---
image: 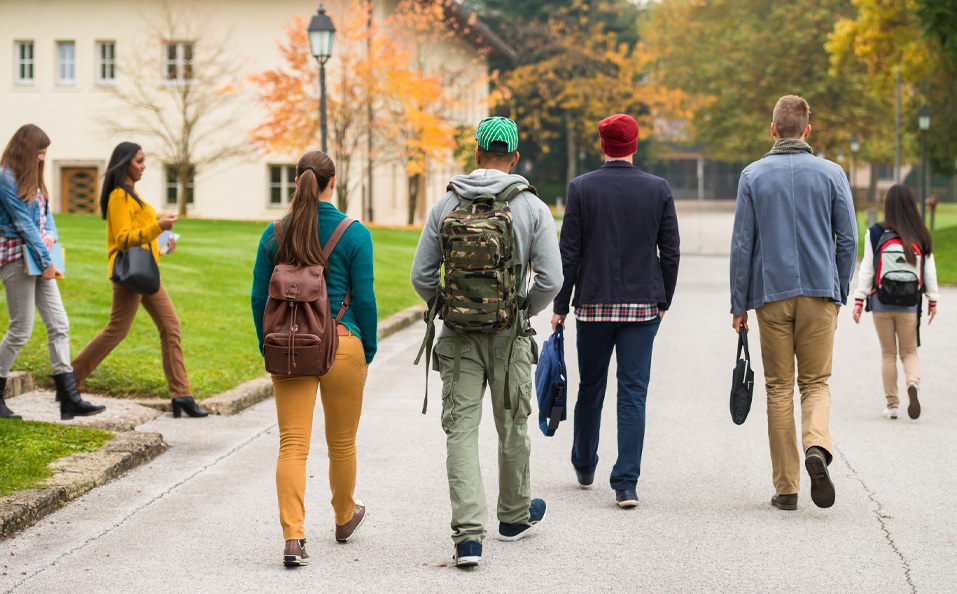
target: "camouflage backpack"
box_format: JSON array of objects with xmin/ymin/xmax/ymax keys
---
[{"xmin": 415, "ymin": 181, "xmax": 537, "ymax": 413}]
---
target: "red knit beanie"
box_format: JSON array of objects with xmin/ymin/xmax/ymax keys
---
[{"xmin": 598, "ymin": 114, "xmax": 639, "ymax": 158}]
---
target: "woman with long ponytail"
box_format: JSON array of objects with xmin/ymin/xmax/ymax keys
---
[
  {"xmin": 852, "ymin": 184, "xmax": 939, "ymax": 420},
  {"xmin": 251, "ymin": 150, "xmax": 377, "ymax": 567},
  {"xmin": 0, "ymin": 124, "xmax": 104, "ymax": 420},
  {"xmin": 71, "ymin": 142, "xmax": 207, "ymax": 418}
]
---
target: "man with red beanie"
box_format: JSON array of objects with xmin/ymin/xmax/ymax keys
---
[{"xmin": 551, "ymin": 113, "xmax": 680, "ymax": 507}]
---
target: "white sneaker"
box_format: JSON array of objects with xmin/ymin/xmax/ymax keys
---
[{"xmin": 882, "ymin": 407, "xmax": 899, "ymax": 419}]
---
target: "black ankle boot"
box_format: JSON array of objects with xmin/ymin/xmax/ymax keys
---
[
  {"xmin": 171, "ymin": 396, "xmax": 208, "ymax": 418},
  {"xmin": 0, "ymin": 377, "xmax": 22, "ymax": 420},
  {"xmin": 53, "ymin": 373, "xmax": 106, "ymax": 420}
]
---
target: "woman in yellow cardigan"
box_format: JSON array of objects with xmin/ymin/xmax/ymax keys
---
[{"xmin": 72, "ymin": 142, "xmax": 207, "ymax": 417}]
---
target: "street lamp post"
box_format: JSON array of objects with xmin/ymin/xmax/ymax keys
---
[
  {"xmin": 850, "ymin": 133, "xmax": 860, "ymax": 207},
  {"xmin": 308, "ymin": 6, "xmax": 336, "ymax": 153},
  {"xmin": 918, "ymin": 104, "xmax": 931, "ymax": 221}
]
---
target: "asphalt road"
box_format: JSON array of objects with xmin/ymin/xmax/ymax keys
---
[{"xmin": 2, "ymin": 214, "xmax": 955, "ymax": 593}]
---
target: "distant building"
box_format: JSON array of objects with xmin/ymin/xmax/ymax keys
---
[{"xmin": 0, "ymin": 0, "xmax": 513, "ymax": 223}]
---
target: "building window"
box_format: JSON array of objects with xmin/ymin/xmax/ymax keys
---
[
  {"xmin": 97, "ymin": 41, "xmax": 116, "ymax": 84},
  {"xmin": 165, "ymin": 165, "xmax": 195, "ymax": 206},
  {"xmin": 268, "ymin": 165, "xmax": 298, "ymax": 206},
  {"xmin": 56, "ymin": 41, "xmax": 76, "ymax": 85},
  {"xmin": 15, "ymin": 41, "xmax": 34, "ymax": 84},
  {"xmin": 164, "ymin": 41, "xmax": 193, "ymax": 82},
  {"xmin": 875, "ymin": 164, "xmax": 895, "ymax": 181}
]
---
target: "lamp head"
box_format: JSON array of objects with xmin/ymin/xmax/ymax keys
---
[
  {"xmin": 918, "ymin": 104, "xmax": 931, "ymax": 131},
  {"xmin": 308, "ymin": 5, "xmax": 336, "ymax": 62}
]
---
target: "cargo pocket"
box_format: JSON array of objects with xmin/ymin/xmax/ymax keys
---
[
  {"xmin": 512, "ymin": 380, "xmax": 532, "ymax": 423},
  {"xmin": 440, "ymin": 382, "xmax": 456, "ymax": 434}
]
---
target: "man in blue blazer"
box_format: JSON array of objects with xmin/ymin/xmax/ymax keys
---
[
  {"xmin": 730, "ymin": 95, "xmax": 857, "ymax": 511},
  {"xmin": 552, "ymin": 114, "xmax": 680, "ymax": 507}
]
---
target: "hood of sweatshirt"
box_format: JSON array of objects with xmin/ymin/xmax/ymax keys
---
[{"xmin": 447, "ymin": 169, "xmax": 531, "ymax": 200}]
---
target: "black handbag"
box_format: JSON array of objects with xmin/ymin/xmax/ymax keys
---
[
  {"xmin": 730, "ymin": 327, "xmax": 754, "ymax": 425},
  {"xmin": 111, "ymin": 231, "xmax": 160, "ymax": 295}
]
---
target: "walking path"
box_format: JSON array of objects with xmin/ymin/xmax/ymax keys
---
[{"xmin": 2, "ymin": 208, "xmax": 956, "ymax": 593}]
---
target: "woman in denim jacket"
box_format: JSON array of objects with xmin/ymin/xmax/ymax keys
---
[{"xmin": 0, "ymin": 124, "xmax": 104, "ymax": 420}]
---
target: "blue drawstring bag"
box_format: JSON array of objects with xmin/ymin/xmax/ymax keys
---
[{"xmin": 535, "ymin": 326, "xmax": 567, "ymax": 436}]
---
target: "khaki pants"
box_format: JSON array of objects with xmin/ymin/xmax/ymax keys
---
[
  {"xmin": 72, "ymin": 282, "xmax": 190, "ymax": 397},
  {"xmin": 756, "ymin": 296, "xmax": 838, "ymax": 495},
  {"xmin": 872, "ymin": 312, "xmax": 920, "ymax": 407},
  {"xmin": 273, "ymin": 332, "xmax": 368, "ymax": 540},
  {"xmin": 434, "ymin": 334, "xmax": 535, "ymax": 544}
]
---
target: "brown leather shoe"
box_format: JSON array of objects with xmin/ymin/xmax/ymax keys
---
[
  {"xmin": 335, "ymin": 499, "xmax": 367, "ymax": 543},
  {"xmin": 771, "ymin": 493, "xmax": 798, "ymax": 510},
  {"xmin": 283, "ymin": 538, "xmax": 309, "ymax": 566}
]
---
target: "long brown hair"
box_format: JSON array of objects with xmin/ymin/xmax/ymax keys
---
[
  {"xmin": 882, "ymin": 184, "xmax": 932, "ymax": 265},
  {"xmin": 274, "ymin": 151, "xmax": 336, "ymax": 268},
  {"xmin": 0, "ymin": 124, "xmax": 51, "ymax": 202}
]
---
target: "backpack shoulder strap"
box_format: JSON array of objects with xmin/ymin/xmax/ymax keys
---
[
  {"xmin": 497, "ymin": 182, "xmax": 538, "ymax": 202},
  {"xmin": 322, "ymin": 217, "xmax": 357, "ymax": 258},
  {"xmin": 272, "ymin": 219, "xmax": 284, "ymax": 244},
  {"xmin": 321, "ymin": 217, "xmax": 357, "ymax": 324}
]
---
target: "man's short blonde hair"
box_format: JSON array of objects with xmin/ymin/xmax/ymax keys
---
[{"xmin": 773, "ymin": 95, "xmax": 810, "ymax": 139}]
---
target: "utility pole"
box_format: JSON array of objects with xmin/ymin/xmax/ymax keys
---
[{"xmin": 894, "ymin": 68, "xmax": 901, "ymax": 183}]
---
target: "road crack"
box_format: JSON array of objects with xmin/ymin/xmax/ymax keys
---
[{"xmin": 836, "ymin": 447, "xmax": 917, "ymax": 594}]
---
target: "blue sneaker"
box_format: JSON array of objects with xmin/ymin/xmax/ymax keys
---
[
  {"xmin": 498, "ymin": 498, "xmax": 547, "ymax": 541},
  {"xmin": 453, "ymin": 540, "xmax": 482, "ymax": 567}
]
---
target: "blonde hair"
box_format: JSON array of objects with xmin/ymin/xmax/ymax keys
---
[
  {"xmin": 772, "ymin": 95, "xmax": 810, "ymax": 139},
  {"xmin": 0, "ymin": 124, "xmax": 51, "ymax": 202}
]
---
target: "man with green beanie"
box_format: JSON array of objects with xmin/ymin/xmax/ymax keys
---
[{"xmin": 411, "ymin": 116, "xmax": 562, "ymax": 567}]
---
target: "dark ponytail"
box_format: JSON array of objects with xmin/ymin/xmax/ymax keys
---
[
  {"xmin": 882, "ymin": 184, "xmax": 932, "ymax": 266},
  {"xmin": 100, "ymin": 142, "xmax": 144, "ymax": 219},
  {"xmin": 274, "ymin": 150, "xmax": 336, "ymax": 268}
]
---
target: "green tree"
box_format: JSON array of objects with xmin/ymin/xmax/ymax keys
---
[{"xmin": 645, "ymin": 0, "xmax": 880, "ymax": 165}]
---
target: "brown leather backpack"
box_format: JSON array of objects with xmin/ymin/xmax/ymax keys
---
[{"xmin": 262, "ymin": 217, "xmax": 355, "ymax": 376}]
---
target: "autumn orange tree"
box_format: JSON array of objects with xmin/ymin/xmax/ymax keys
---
[
  {"xmin": 382, "ymin": 0, "xmax": 490, "ymax": 224},
  {"xmin": 250, "ymin": 1, "xmax": 421, "ymax": 214}
]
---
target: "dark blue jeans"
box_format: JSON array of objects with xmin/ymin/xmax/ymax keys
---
[{"xmin": 572, "ymin": 318, "xmax": 660, "ymax": 491}]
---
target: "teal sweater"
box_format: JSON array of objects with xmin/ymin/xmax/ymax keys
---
[{"xmin": 251, "ymin": 202, "xmax": 377, "ymax": 363}]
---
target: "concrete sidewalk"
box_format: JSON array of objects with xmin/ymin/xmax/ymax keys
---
[{"xmin": 3, "ymin": 255, "xmax": 956, "ymax": 593}]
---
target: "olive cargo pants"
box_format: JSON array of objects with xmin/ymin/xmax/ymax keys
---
[{"xmin": 433, "ymin": 333, "xmax": 535, "ymax": 544}]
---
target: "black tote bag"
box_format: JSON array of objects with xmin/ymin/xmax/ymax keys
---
[
  {"xmin": 730, "ymin": 327, "xmax": 754, "ymax": 425},
  {"xmin": 111, "ymin": 231, "xmax": 160, "ymax": 295}
]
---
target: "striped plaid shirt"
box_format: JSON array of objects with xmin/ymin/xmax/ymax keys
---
[
  {"xmin": 0, "ymin": 193, "xmax": 47, "ymax": 266},
  {"xmin": 575, "ymin": 303, "xmax": 659, "ymax": 322}
]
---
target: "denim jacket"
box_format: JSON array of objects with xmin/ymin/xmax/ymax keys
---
[
  {"xmin": 0, "ymin": 167, "xmax": 57, "ymax": 268},
  {"xmin": 730, "ymin": 152, "xmax": 857, "ymax": 316}
]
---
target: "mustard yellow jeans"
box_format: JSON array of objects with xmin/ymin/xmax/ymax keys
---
[{"xmin": 273, "ymin": 331, "xmax": 368, "ymax": 540}]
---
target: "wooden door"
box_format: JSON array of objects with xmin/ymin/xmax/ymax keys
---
[{"xmin": 61, "ymin": 168, "xmax": 98, "ymax": 214}]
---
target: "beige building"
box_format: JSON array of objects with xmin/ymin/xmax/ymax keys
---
[{"xmin": 0, "ymin": 0, "xmax": 512, "ymax": 223}]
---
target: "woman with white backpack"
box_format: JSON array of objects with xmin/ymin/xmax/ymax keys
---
[{"xmin": 852, "ymin": 184, "xmax": 939, "ymax": 420}]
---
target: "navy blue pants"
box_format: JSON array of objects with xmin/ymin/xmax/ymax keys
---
[{"xmin": 572, "ymin": 318, "xmax": 660, "ymax": 491}]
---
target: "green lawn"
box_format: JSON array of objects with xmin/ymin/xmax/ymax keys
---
[
  {"xmin": 0, "ymin": 419, "xmax": 112, "ymax": 497},
  {"xmin": 857, "ymin": 202, "xmax": 957, "ymax": 284},
  {"xmin": 0, "ymin": 215, "xmax": 422, "ymax": 399}
]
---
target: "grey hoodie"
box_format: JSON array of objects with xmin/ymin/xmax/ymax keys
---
[{"xmin": 411, "ymin": 168, "xmax": 563, "ymax": 337}]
